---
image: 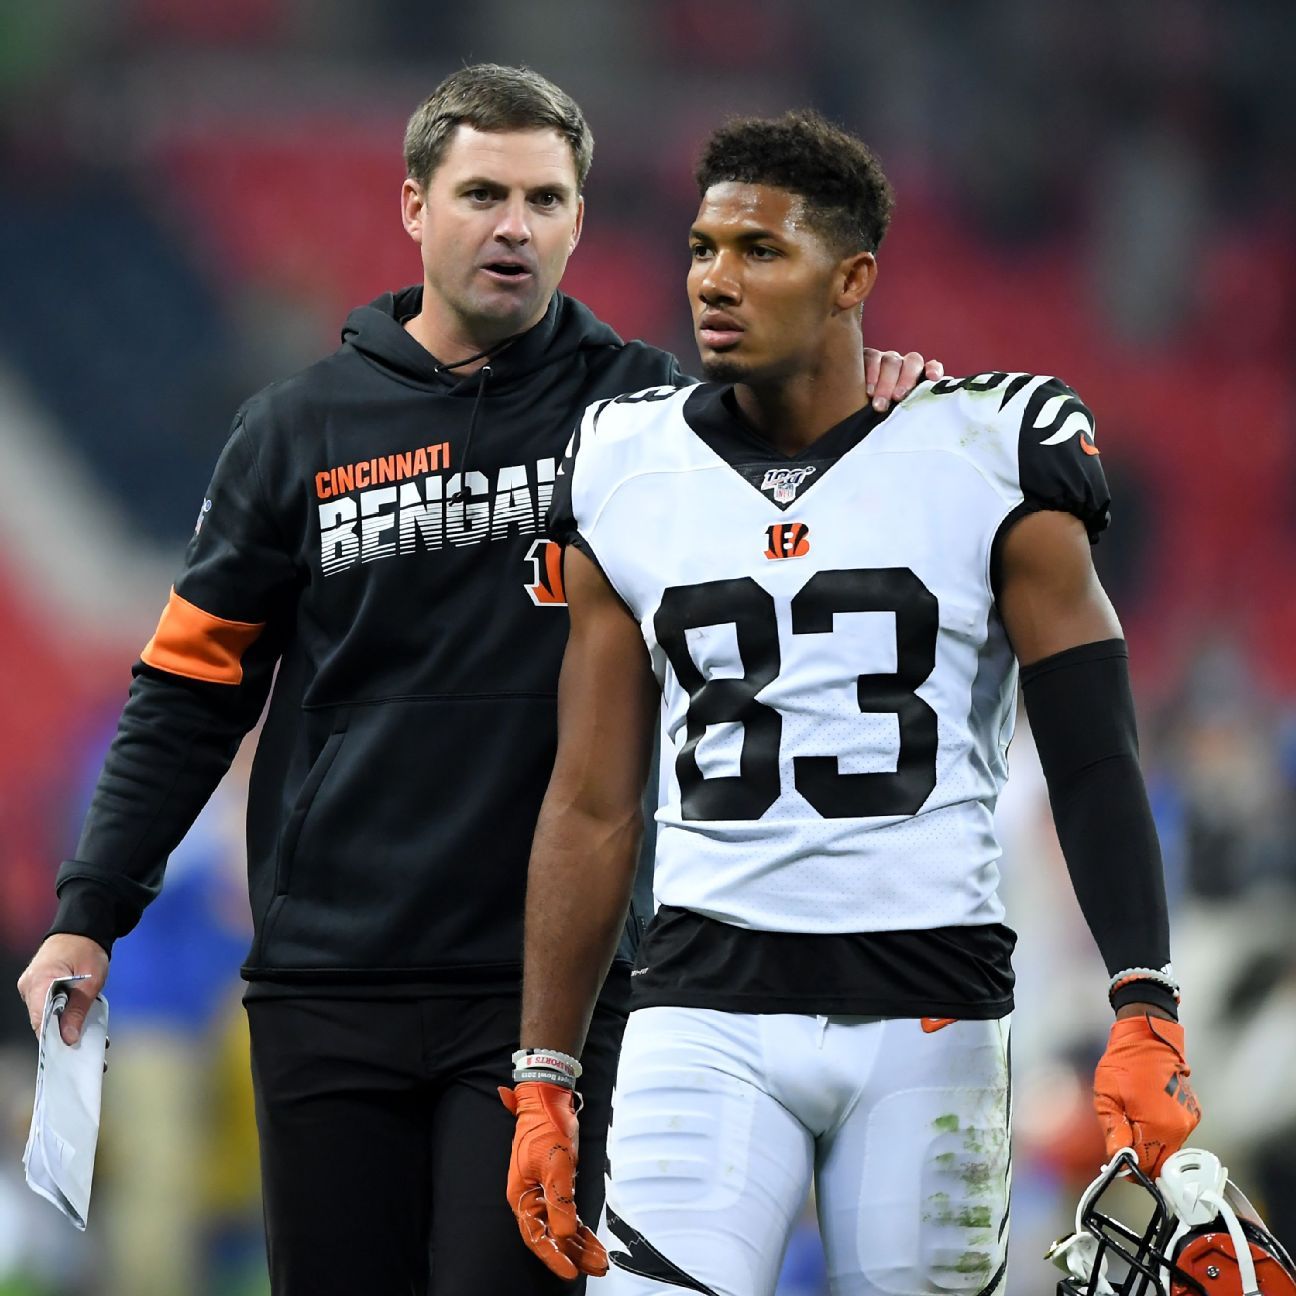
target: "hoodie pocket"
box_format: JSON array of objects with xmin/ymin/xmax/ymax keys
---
[{"xmin": 274, "ymin": 728, "xmax": 346, "ymax": 898}]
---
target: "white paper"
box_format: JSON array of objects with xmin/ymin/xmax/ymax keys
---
[{"xmin": 22, "ymin": 975, "xmax": 109, "ymax": 1230}]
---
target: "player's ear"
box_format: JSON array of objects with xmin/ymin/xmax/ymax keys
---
[
  {"xmin": 570, "ymin": 194, "xmax": 585, "ymax": 254},
  {"xmin": 836, "ymin": 251, "xmax": 877, "ymax": 312},
  {"xmin": 401, "ymin": 178, "xmax": 426, "ymax": 244}
]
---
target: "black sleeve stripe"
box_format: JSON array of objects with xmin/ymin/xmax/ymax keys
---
[
  {"xmin": 1019, "ymin": 377, "xmax": 1090, "ymax": 443},
  {"xmin": 587, "ymin": 397, "xmax": 616, "ymax": 434},
  {"xmin": 610, "ymin": 385, "xmax": 679, "ymax": 407},
  {"xmin": 997, "ymin": 372, "xmax": 1034, "ymax": 410}
]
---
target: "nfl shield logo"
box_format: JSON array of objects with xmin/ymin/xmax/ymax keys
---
[{"xmin": 760, "ymin": 466, "xmax": 817, "ymax": 504}]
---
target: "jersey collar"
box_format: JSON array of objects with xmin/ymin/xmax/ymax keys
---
[{"xmin": 682, "ymin": 383, "xmax": 888, "ymax": 511}]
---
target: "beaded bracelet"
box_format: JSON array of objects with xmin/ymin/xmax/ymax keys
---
[{"xmin": 1108, "ymin": 964, "xmax": 1181, "ymax": 1005}]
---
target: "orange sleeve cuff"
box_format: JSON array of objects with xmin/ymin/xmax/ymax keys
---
[{"xmin": 140, "ymin": 588, "xmax": 265, "ymax": 685}]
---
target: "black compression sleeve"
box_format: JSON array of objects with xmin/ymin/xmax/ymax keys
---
[{"xmin": 1020, "ymin": 639, "xmax": 1177, "ymax": 1018}]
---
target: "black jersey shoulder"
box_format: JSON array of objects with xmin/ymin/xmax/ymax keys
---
[
  {"xmin": 1011, "ymin": 375, "xmax": 1110, "ymax": 541},
  {"xmin": 921, "ymin": 371, "xmax": 1111, "ymax": 542}
]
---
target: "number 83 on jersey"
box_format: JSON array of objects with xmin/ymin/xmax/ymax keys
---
[{"xmin": 653, "ymin": 565, "xmax": 940, "ymax": 823}]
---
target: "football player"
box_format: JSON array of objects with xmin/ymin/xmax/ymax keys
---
[
  {"xmin": 14, "ymin": 71, "xmax": 936, "ymax": 1296},
  {"xmin": 502, "ymin": 109, "xmax": 1200, "ymax": 1295}
]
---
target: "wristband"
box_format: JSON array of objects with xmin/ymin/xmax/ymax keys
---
[
  {"xmin": 1108, "ymin": 964, "xmax": 1181, "ymax": 1018},
  {"xmin": 1107, "ymin": 964, "xmax": 1180, "ymax": 1003},
  {"xmin": 512, "ymin": 1048, "xmax": 582, "ymax": 1085},
  {"xmin": 512, "ymin": 1067, "xmax": 577, "ymax": 1090}
]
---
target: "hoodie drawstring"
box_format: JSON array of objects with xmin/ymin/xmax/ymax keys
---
[{"xmin": 448, "ymin": 363, "xmax": 491, "ymax": 504}]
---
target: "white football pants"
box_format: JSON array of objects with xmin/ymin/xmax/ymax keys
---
[{"xmin": 597, "ymin": 1008, "xmax": 1011, "ymax": 1296}]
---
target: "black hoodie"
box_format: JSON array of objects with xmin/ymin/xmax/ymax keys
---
[{"xmin": 50, "ymin": 288, "xmax": 689, "ymax": 988}]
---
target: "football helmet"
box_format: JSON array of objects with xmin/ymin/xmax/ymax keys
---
[{"xmin": 1048, "ymin": 1147, "xmax": 1295, "ymax": 1296}]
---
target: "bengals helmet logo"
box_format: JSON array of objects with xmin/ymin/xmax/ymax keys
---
[
  {"xmin": 524, "ymin": 539, "xmax": 567, "ymax": 606},
  {"xmin": 764, "ymin": 522, "xmax": 810, "ymax": 560}
]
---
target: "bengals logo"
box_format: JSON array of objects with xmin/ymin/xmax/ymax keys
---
[
  {"xmin": 524, "ymin": 538, "xmax": 567, "ymax": 606},
  {"xmin": 764, "ymin": 522, "xmax": 810, "ymax": 560}
]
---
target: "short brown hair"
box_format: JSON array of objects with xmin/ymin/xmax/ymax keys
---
[
  {"xmin": 695, "ymin": 109, "xmax": 894, "ymax": 256},
  {"xmin": 404, "ymin": 63, "xmax": 594, "ymax": 191}
]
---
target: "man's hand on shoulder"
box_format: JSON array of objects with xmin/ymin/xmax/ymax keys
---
[
  {"xmin": 863, "ymin": 348, "xmax": 944, "ymax": 412},
  {"xmin": 1093, "ymin": 1010, "xmax": 1201, "ymax": 1178},
  {"xmin": 17, "ymin": 933, "xmax": 109, "ymax": 1044}
]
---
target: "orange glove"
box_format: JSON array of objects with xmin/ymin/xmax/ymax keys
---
[
  {"xmin": 1093, "ymin": 1015, "xmax": 1201, "ymax": 1178},
  {"xmin": 499, "ymin": 1081, "xmax": 609, "ymax": 1280}
]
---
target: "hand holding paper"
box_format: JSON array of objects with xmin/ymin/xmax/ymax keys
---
[
  {"xmin": 22, "ymin": 976, "xmax": 110, "ymax": 1229},
  {"xmin": 17, "ymin": 933, "xmax": 109, "ymax": 1043}
]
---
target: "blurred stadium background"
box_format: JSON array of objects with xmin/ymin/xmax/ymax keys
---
[{"xmin": 1, "ymin": 1, "xmax": 1294, "ymax": 1292}]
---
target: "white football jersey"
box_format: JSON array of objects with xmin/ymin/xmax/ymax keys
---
[{"xmin": 552, "ymin": 374, "xmax": 1108, "ymax": 937}]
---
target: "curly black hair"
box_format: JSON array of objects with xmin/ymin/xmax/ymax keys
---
[{"xmin": 695, "ymin": 109, "xmax": 894, "ymax": 256}]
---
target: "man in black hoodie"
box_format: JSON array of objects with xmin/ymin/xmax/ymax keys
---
[{"xmin": 16, "ymin": 64, "xmax": 935, "ymax": 1294}]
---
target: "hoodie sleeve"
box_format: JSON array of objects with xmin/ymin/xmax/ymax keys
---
[{"xmin": 49, "ymin": 410, "xmax": 299, "ymax": 953}]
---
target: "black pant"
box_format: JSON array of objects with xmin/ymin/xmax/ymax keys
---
[{"xmin": 245, "ymin": 980, "xmax": 628, "ymax": 1295}]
